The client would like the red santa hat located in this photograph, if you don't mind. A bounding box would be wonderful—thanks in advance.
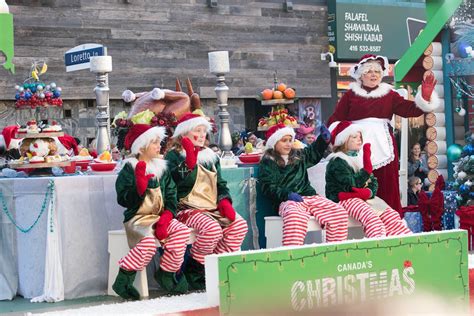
[328,121,362,147]
[0,125,19,150]
[172,113,212,138]
[57,134,79,155]
[349,54,389,80]
[124,124,167,155]
[265,123,295,150]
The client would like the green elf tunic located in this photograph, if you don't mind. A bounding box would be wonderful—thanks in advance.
[325,152,378,203]
[115,157,177,248]
[165,147,232,224]
[258,136,328,212]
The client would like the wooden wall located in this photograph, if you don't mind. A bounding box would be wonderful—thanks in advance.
[1,0,331,100]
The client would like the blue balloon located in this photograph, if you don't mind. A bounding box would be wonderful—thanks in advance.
[15,93,20,100]
[447,144,463,162]
[53,91,61,98]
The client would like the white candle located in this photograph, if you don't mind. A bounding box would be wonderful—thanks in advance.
[90,56,113,73]
[208,51,230,74]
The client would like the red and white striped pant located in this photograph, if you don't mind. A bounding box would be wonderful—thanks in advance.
[278,195,348,246]
[119,219,190,273]
[178,210,248,264]
[339,198,411,237]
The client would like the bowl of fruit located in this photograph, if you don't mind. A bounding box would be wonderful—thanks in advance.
[89,151,117,172]
[239,153,262,164]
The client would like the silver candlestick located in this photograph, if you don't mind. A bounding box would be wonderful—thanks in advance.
[208,51,232,156]
[90,56,112,155]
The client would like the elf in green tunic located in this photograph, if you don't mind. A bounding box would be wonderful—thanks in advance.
[325,121,411,237]
[113,124,191,300]
[166,113,248,290]
[258,123,349,246]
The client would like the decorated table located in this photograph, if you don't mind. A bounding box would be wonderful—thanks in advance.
[0,167,255,301]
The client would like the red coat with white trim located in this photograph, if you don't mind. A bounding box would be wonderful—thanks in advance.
[327,82,438,212]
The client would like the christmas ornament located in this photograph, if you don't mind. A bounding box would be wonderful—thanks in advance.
[447,144,463,162]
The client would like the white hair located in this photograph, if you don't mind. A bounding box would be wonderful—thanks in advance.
[355,61,383,81]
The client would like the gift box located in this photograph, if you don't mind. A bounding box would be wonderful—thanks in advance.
[404,211,423,233]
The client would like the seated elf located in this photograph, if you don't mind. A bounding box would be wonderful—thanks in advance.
[325,121,411,237]
[258,123,349,246]
[113,124,191,299]
[166,113,248,290]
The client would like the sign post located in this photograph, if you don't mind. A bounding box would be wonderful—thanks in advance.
[64,44,106,72]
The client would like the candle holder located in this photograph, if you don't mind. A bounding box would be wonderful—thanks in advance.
[208,51,232,157]
[90,56,112,155]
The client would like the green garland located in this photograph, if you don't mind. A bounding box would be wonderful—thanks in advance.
[0,180,55,233]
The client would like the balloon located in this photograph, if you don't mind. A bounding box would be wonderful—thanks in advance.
[458,41,470,58]
[447,144,463,162]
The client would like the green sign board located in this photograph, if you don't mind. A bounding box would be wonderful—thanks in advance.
[0,13,15,74]
[213,230,468,314]
[328,1,426,61]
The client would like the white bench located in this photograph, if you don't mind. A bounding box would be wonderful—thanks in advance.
[264,216,363,248]
[107,229,195,298]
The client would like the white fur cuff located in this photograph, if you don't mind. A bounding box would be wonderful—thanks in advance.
[415,90,440,113]
[151,88,165,100]
[122,90,136,103]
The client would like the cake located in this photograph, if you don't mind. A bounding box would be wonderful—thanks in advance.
[42,120,62,132]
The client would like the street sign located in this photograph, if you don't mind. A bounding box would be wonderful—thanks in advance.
[64,44,107,72]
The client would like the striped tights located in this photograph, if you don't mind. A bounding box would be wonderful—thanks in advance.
[339,198,411,237]
[179,210,248,264]
[278,195,348,246]
[119,219,190,272]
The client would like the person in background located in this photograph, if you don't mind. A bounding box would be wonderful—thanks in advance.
[408,142,428,183]
[111,144,122,162]
[231,132,244,155]
[407,176,422,206]
[246,131,264,152]
[296,124,316,147]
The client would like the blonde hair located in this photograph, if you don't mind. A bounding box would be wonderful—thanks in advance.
[332,131,363,153]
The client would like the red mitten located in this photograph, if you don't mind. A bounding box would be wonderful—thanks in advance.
[421,72,437,102]
[154,210,173,240]
[182,137,199,171]
[338,191,359,201]
[217,198,236,222]
[362,143,373,174]
[352,187,372,200]
[135,161,154,196]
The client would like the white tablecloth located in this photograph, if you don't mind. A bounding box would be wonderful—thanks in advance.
[0,174,123,300]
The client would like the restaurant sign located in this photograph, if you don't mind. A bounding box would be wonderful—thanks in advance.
[328,1,426,61]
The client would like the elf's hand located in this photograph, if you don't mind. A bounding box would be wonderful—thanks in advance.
[181,136,199,170]
[217,198,236,222]
[288,192,304,202]
[154,210,173,240]
[351,187,372,200]
[362,143,373,174]
[135,161,154,196]
[421,72,437,102]
[319,124,331,143]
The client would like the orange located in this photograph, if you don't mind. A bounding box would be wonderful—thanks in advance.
[261,89,273,100]
[283,88,296,99]
[273,90,284,99]
[277,83,287,92]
